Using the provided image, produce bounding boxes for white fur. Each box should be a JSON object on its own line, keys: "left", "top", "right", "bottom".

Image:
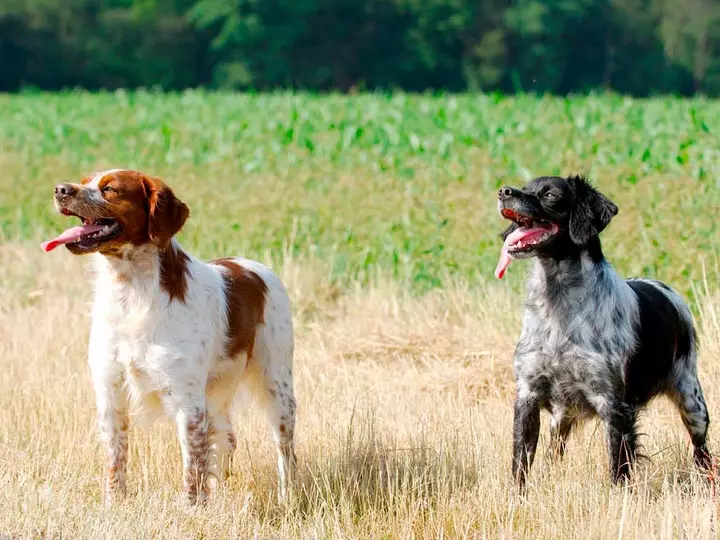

{"left": 87, "top": 168, "right": 124, "bottom": 187}
{"left": 88, "top": 240, "right": 296, "bottom": 502}
{"left": 84, "top": 168, "right": 125, "bottom": 204}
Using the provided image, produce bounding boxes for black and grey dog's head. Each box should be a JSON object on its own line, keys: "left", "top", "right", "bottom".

{"left": 494, "top": 175, "right": 618, "bottom": 278}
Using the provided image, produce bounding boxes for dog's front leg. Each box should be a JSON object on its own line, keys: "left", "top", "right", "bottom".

{"left": 512, "top": 392, "right": 540, "bottom": 490}
{"left": 89, "top": 335, "right": 128, "bottom": 502}
{"left": 604, "top": 403, "right": 638, "bottom": 483}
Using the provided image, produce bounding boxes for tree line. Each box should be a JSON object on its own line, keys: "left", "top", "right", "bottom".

{"left": 1, "top": 0, "right": 719, "bottom": 95}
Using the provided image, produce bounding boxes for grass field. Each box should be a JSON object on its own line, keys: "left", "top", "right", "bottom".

{"left": 0, "top": 91, "right": 719, "bottom": 538}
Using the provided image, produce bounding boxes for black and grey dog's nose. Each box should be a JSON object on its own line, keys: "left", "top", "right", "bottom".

{"left": 55, "top": 183, "right": 77, "bottom": 198}
{"left": 498, "top": 186, "right": 517, "bottom": 200}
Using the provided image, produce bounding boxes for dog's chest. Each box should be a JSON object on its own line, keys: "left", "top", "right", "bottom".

{"left": 108, "top": 304, "right": 169, "bottom": 379}
{"left": 515, "top": 311, "right": 623, "bottom": 411}
{"left": 519, "top": 340, "right": 609, "bottom": 382}
{"left": 95, "top": 280, "right": 216, "bottom": 370}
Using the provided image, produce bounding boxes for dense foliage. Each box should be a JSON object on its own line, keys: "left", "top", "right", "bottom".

{"left": 2, "top": 0, "right": 720, "bottom": 95}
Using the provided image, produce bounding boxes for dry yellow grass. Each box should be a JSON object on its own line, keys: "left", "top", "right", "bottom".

{"left": 1, "top": 242, "right": 719, "bottom": 539}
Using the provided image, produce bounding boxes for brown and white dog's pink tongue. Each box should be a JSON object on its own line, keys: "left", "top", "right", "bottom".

{"left": 494, "top": 225, "right": 555, "bottom": 279}
{"left": 41, "top": 224, "right": 105, "bottom": 252}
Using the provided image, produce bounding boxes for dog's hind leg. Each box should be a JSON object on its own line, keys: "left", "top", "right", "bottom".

{"left": 243, "top": 339, "right": 297, "bottom": 501}
{"left": 669, "top": 363, "right": 712, "bottom": 471}
{"left": 237, "top": 266, "right": 297, "bottom": 501}
{"left": 261, "top": 378, "right": 297, "bottom": 501}
{"left": 207, "top": 408, "right": 237, "bottom": 488}
{"left": 206, "top": 379, "right": 240, "bottom": 489}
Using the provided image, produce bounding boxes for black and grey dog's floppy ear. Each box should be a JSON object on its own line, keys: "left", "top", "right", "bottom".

{"left": 568, "top": 175, "right": 618, "bottom": 245}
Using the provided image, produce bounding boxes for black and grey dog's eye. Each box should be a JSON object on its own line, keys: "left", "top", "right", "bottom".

{"left": 543, "top": 191, "right": 557, "bottom": 200}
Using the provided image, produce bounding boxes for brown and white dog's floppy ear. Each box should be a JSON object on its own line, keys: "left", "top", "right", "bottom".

{"left": 143, "top": 175, "right": 190, "bottom": 247}
{"left": 568, "top": 175, "right": 618, "bottom": 246}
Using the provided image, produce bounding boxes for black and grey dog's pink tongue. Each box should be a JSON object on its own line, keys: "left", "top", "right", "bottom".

{"left": 495, "top": 246, "right": 511, "bottom": 279}
{"left": 495, "top": 225, "right": 528, "bottom": 279}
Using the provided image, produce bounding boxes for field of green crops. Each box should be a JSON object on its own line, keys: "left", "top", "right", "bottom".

{"left": 1, "top": 91, "right": 718, "bottom": 295}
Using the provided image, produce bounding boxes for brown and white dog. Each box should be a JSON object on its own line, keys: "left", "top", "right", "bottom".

{"left": 42, "top": 169, "right": 297, "bottom": 504}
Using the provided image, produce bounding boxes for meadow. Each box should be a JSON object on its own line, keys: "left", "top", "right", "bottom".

{"left": 0, "top": 91, "right": 719, "bottom": 538}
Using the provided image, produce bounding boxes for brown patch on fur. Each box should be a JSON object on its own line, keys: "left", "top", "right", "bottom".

{"left": 143, "top": 176, "right": 190, "bottom": 248}
{"left": 94, "top": 171, "right": 153, "bottom": 251}
{"left": 211, "top": 259, "right": 268, "bottom": 359}
{"left": 159, "top": 243, "right": 190, "bottom": 303}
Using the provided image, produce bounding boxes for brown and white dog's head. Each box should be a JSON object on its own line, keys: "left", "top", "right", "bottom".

{"left": 42, "top": 169, "right": 189, "bottom": 256}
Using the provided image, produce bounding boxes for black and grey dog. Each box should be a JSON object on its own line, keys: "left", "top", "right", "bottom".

{"left": 495, "top": 174, "right": 712, "bottom": 488}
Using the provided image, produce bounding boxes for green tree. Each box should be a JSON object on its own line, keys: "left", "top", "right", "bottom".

{"left": 1, "top": 0, "right": 719, "bottom": 95}
{"left": 657, "top": 0, "right": 720, "bottom": 94}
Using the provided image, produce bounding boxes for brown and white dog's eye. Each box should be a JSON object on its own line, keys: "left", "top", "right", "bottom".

{"left": 101, "top": 185, "right": 116, "bottom": 194}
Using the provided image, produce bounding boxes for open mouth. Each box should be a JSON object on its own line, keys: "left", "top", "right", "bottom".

{"left": 495, "top": 208, "right": 559, "bottom": 279}
{"left": 500, "top": 208, "right": 558, "bottom": 254}
{"left": 42, "top": 211, "right": 122, "bottom": 253}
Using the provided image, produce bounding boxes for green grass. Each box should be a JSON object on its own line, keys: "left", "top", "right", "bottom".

{"left": 1, "top": 91, "right": 718, "bottom": 295}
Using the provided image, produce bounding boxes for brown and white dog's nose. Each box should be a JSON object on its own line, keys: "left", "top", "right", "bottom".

{"left": 498, "top": 186, "right": 518, "bottom": 201}
{"left": 55, "top": 183, "right": 77, "bottom": 199}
